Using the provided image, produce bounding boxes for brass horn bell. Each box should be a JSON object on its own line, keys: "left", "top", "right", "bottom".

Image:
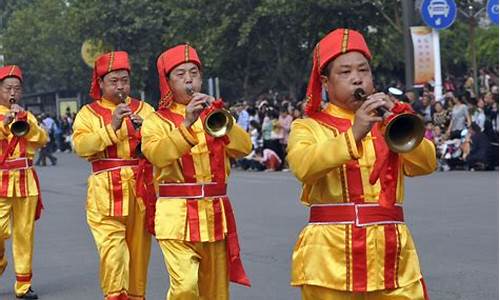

{"left": 11, "top": 119, "right": 30, "bottom": 137}
{"left": 203, "top": 109, "right": 234, "bottom": 138}
{"left": 354, "top": 88, "right": 425, "bottom": 153}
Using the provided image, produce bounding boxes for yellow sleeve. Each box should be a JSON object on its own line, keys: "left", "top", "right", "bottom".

{"left": 400, "top": 138, "right": 437, "bottom": 177}
{"left": 141, "top": 112, "right": 198, "bottom": 169}
{"left": 116, "top": 101, "right": 156, "bottom": 141}
{"left": 72, "top": 106, "right": 119, "bottom": 158}
{"left": 287, "top": 118, "right": 360, "bottom": 184}
{"left": 225, "top": 122, "right": 252, "bottom": 159}
{"left": 23, "top": 112, "right": 49, "bottom": 147}
{"left": 0, "top": 120, "right": 10, "bottom": 140}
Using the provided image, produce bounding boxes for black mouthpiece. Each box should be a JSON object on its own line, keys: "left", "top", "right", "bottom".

{"left": 354, "top": 88, "right": 367, "bottom": 101}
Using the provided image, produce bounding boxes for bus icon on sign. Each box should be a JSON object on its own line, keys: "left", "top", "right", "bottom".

{"left": 428, "top": 0, "right": 450, "bottom": 18}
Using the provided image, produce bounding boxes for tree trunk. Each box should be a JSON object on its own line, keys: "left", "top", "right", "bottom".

{"left": 469, "top": 17, "right": 479, "bottom": 97}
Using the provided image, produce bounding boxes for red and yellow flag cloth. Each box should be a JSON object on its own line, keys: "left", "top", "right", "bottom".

{"left": 156, "top": 44, "right": 201, "bottom": 110}
{"left": 89, "top": 51, "right": 131, "bottom": 100}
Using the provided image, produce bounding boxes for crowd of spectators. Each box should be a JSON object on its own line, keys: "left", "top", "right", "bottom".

{"left": 34, "top": 110, "right": 75, "bottom": 166}
{"left": 231, "top": 67, "right": 499, "bottom": 172}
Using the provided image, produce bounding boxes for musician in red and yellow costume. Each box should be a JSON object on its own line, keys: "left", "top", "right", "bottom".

{"left": 287, "top": 28, "right": 436, "bottom": 300}
{"left": 141, "top": 44, "right": 251, "bottom": 300}
{"left": 72, "top": 51, "right": 154, "bottom": 300}
{"left": 0, "top": 65, "right": 47, "bottom": 299}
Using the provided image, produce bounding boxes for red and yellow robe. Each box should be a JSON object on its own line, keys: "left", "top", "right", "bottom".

{"left": 0, "top": 105, "right": 47, "bottom": 201}
{"left": 141, "top": 101, "right": 252, "bottom": 241}
{"left": 72, "top": 97, "right": 154, "bottom": 216}
{"left": 287, "top": 103, "right": 436, "bottom": 292}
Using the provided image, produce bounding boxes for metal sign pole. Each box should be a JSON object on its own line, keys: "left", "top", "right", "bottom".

{"left": 432, "top": 29, "right": 443, "bottom": 101}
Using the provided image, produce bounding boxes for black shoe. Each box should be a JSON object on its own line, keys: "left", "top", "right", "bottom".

{"left": 51, "top": 157, "right": 57, "bottom": 166}
{"left": 16, "top": 287, "right": 38, "bottom": 299}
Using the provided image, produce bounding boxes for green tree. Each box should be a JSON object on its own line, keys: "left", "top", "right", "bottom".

{"left": 2, "top": 0, "right": 86, "bottom": 92}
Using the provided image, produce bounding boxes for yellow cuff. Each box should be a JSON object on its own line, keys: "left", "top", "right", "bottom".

{"left": 105, "top": 124, "right": 120, "bottom": 144}
{"left": 344, "top": 128, "right": 361, "bottom": 160}
{"left": 179, "top": 123, "right": 198, "bottom": 146}
{"left": 116, "top": 126, "right": 129, "bottom": 141}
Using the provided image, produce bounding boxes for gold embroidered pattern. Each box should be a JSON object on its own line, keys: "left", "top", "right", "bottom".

{"left": 107, "top": 52, "right": 115, "bottom": 73}
{"left": 315, "top": 42, "right": 320, "bottom": 70}
{"left": 184, "top": 44, "right": 190, "bottom": 62}
{"left": 8, "top": 66, "right": 15, "bottom": 76}
{"left": 341, "top": 29, "right": 350, "bottom": 53}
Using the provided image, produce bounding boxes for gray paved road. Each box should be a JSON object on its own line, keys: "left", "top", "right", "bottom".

{"left": 0, "top": 153, "right": 497, "bottom": 299}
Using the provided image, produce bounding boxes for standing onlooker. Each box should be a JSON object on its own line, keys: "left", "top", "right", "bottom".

{"left": 249, "top": 120, "right": 262, "bottom": 150}
{"left": 236, "top": 102, "right": 250, "bottom": 131}
{"left": 247, "top": 106, "right": 259, "bottom": 124}
{"left": 269, "top": 109, "right": 284, "bottom": 163}
{"left": 278, "top": 106, "right": 293, "bottom": 150}
{"left": 479, "top": 68, "right": 491, "bottom": 95}
{"left": 35, "top": 116, "right": 57, "bottom": 166}
{"left": 447, "top": 94, "right": 471, "bottom": 139}
{"left": 261, "top": 108, "right": 273, "bottom": 150}
{"left": 412, "top": 94, "right": 433, "bottom": 122}
{"left": 464, "top": 72, "right": 476, "bottom": 102}
{"left": 483, "top": 92, "right": 498, "bottom": 132}
{"left": 471, "top": 98, "right": 486, "bottom": 131}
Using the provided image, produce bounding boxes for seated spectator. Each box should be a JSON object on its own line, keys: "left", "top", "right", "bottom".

{"left": 238, "top": 149, "right": 266, "bottom": 171}
{"left": 462, "top": 123, "right": 490, "bottom": 171}
{"left": 432, "top": 101, "right": 450, "bottom": 131}
{"left": 260, "top": 148, "right": 282, "bottom": 171}
{"left": 424, "top": 121, "right": 434, "bottom": 141}
{"left": 237, "top": 147, "right": 282, "bottom": 172}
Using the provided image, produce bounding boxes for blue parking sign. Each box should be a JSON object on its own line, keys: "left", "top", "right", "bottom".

{"left": 421, "top": 0, "right": 457, "bottom": 29}
{"left": 488, "top": 0, "right": 499, "bottom": 25}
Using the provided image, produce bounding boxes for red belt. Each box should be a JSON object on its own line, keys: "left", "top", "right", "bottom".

{"left": 309, "top": 203, "right": 404, "bottom": 227}
{"left": 0, "top": 158, "right": 33, "bottom": 170}
{"left": 158, "top": 183, "right": 227, "bottom": 198}
{"left": 91, "top": 159, "right": 139, "bottom": 174}
{"left": 156, "top": 182, "right": 250, "bottom": 286}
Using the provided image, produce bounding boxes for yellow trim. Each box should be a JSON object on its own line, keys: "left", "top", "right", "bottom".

{"left": 179, "top": 123, "right": 198, "bottom": 146}
{"left": 344, "top": 128, "right": 360, "bottom": 160}
{"left": 345, "top": 224, "right": 351, "bottom": 290}
{"left": 341, "top": 29, "right": 350, "bottom": 53}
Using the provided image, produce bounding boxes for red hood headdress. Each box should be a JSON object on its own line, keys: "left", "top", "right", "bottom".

{"left": 89, "top": 51, "right": 131, "bottom": 100}
{"left": 0, "top": 65, "right": 23, "bottom": 82}
{"left": 156, "top": 44, "right": 201, "bottom": 110}
{"left": 304, "top": 28, "right": 372, "bottom": 116}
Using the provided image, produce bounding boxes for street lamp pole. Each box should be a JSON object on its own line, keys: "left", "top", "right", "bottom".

{"left": 402, "top": 0, "right": 415, "bottom": 91}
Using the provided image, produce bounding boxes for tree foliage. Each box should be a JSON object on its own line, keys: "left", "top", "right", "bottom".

{"left": 1, "top": 0, "right": 497, "bottom": 103}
